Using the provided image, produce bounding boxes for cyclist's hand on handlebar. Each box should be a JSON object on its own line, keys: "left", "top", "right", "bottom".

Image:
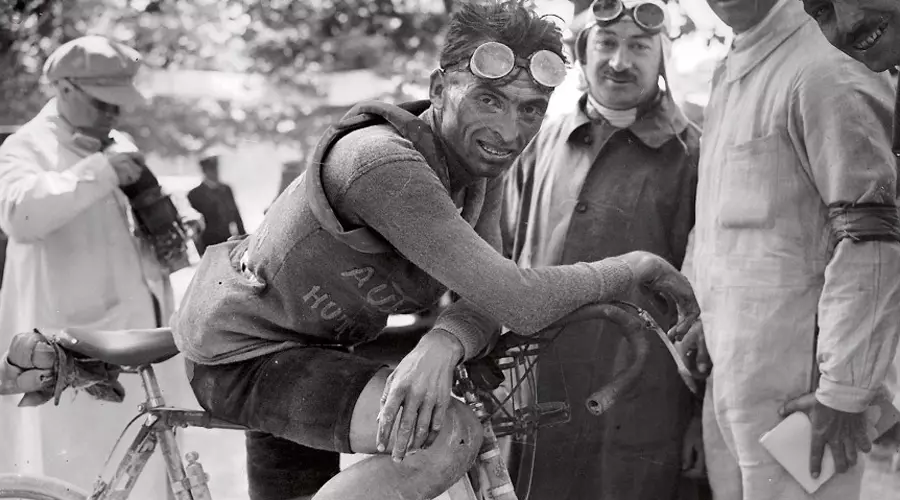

{"left": 376, "top": 329, "right": 463, "bottom": 462}
{"left": 618, "top": 251, "right": 701, "bottom": 341}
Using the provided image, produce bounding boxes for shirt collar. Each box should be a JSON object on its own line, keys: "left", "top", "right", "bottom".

{"left": 42, "top": 99, "right": 75, "bottom": 136}
{"left": 724, "top": 0, "right": 809, "bottom": 83}
{"left": 560, "top": 91, "right": 690, "bottom": 150}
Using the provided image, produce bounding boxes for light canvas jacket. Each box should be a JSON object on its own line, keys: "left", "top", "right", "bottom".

{"left": 0, "top": 100, "right": 181, "bottom": 497}
{"left": 688, "top": 0, "right": 900, "bottom": 497}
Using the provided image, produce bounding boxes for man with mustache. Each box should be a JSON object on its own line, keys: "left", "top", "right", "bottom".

{"left": 799, "top": 0, "right": 900, "bottom": 468}
{"left": 688, "top": 0, "right": 900, "bottom": 498}
{"left": 170, "top": 2, "right": 703, "bottom": 499}
{"left": 800, "top": 0, "right": 900, "bottom": 73}
{"left": 502, "top": 0, "right": 704, "bottom": 498}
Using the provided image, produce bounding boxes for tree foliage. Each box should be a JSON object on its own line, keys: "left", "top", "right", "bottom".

{"left": 0, "top": 0, "right": 709, "bottom": 157}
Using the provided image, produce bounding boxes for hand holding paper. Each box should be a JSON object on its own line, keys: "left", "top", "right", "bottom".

{"left": 762, "top": 391, "right": 900, "bottom": 493}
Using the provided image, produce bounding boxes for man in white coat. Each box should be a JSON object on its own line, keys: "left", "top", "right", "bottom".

{"left": 686, "top": 0, "right": 900, "bottom": 498}
{"left": 0, "top": 36, "right": 191, "bottom": 498}
{"left": 798, "top": 0, "right": 900, "bottom": 469}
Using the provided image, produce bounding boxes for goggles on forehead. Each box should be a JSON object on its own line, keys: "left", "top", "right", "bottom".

{"left": 591, "top": 0, "right": 666, "bottom": 34}
{"left": 443, "top": 41, "right": 568, "bottom": 89}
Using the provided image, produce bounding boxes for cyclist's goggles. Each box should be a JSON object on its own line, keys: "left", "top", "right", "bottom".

{"left": 591, "top": 0, "right": 666, "bottom": 34}
{"left": 445, "top": 41, "right": 567, "bottom": 89}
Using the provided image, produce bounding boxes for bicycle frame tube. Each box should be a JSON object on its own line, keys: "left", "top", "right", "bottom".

{"left": 90, "top": 365, "right": 241, "bottom": 500}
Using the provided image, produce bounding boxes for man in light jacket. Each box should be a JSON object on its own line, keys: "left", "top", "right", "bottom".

{"left": 0, "top": 36, "right": 190, "bottom": 498}
{"left": 686, "top": 0, "right": 900, "bottom": 498}
{"left": 798, "top": 0, "right": 900, "bottom": 468}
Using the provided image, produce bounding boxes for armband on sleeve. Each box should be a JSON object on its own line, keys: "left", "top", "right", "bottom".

{"left": 826, "top": 202, "right": 900, "bottom": 247}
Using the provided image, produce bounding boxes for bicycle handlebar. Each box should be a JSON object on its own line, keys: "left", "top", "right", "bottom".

{"left": 539, "top": 301, "right": 651, "bottom": 416}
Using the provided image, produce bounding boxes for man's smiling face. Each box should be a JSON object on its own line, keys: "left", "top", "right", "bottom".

{"left": 430, "top": 66, "right": 551, "bottom": 179}
{"left": 802, "top": 0, "right": 900, "bottom": 71}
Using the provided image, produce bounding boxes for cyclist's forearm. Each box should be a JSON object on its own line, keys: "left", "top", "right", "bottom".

{"left": 346, "top": 161, "right": 635, "bottom": 337}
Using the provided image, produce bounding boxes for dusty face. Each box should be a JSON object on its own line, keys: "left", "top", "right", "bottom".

{"left": 430, "top": 68, "right": 551, "bottom": 179}
{"left": 706, "top": 0, "right": 781, "bottom": 33}
{"left": 582, "top": 21, "right": 663, "bottom": 110}
{"left": 55, "top": 80, "right": 121, "bottom": 138}
{"left": 802, "top": 0, "right": 900, "bottom": 72}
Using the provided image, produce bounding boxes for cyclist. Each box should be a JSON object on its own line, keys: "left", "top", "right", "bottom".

{"left": 173, "top": 2, "right": 703, "bottom": 499}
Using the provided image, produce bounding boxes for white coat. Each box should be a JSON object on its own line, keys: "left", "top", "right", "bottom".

{"left": 0, "top": 100, "right": 191, "bottom": 499}
{"left": 688, "top": 1, "right": 900, "bottom": 498}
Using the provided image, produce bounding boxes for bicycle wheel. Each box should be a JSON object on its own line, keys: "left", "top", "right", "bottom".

{"left": 0, "top": 474, "right": 87, "bottom": 500}
{"left": 478, "top": 302, "right": 654, "bottom": 499}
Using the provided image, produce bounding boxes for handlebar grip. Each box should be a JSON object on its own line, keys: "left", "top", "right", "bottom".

{"left": 545, "top": 303, "right": 651, "bottom": 416}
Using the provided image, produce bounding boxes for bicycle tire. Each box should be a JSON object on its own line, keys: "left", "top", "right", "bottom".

{"left": 0, "top": 474, "right": 87, "bottom": 500}
{"left": 496, "top": 302, "right": 653, "bottom": 499}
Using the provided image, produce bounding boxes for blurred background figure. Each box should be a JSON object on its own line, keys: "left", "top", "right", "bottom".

{"left": 187, "top": 149, "right": 246, "bottom": 255}
{"left": 0, "top": 35, "right": 193, "bottom": 499}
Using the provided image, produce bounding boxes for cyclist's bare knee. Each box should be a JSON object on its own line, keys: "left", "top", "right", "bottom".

{"left": 349, "top": 369, "right": 482, "bottom": 467}
{"left": 428, "top": 398, "right": 482, "bottom": 471}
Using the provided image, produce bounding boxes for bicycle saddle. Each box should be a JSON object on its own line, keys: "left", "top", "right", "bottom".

{"left": 54, "top": 327, "right": 179, "bottom": 366}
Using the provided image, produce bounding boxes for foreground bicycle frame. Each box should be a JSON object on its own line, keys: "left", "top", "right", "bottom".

{"left": 0, "top": 301, "right": 670, "bottom": 500}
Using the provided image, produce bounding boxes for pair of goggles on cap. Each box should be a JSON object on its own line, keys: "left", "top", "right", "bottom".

{"left": 591, "top": 0, "right": 666, "bottom": 34}
{"left": 444, "top": 41, "right": 568, "bottom": 89}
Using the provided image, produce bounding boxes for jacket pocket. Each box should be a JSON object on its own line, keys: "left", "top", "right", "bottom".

{"left": 716, "top": 133, "right": 783, "bottom": 230}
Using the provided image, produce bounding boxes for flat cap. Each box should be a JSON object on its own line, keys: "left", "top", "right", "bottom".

{"left": 43, "top": 35, "right": 146, "bottom": 107}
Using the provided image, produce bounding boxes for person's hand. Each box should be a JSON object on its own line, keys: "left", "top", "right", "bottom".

{"left": 676, "top": 323, "right": 711, "bottom": 379}
{"left": 104, "top": 142, "right": 145, "bottom": 186}
{"left": 182, "top": 213, "right": 206, "bottom": 236}
{"left": 681, "top": 415, "right": 706, "bottom": 479}
{"left": 779, "top": 393, "right": 872, "bottom": 477}
{"left": 618, "top": 250, "right": 701, "bottom": 341}
{"left": 0, "top": 331, "right": 57, "bottom": 407}
{"left": 376, "top": 329, "right": 463, "bottom": 462}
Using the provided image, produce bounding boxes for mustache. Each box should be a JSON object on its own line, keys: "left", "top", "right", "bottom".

{"left": 601, "top": 69, "right": 637, "bottom": 82}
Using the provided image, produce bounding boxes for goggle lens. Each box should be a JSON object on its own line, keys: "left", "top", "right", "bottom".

{"left": 592, "top": 0, "right": 624, "bottom": 22}
{"left": 469, "top": 41, "right": 566, "bottom": 88}
{"left": 470, "top": 41, "right": 516, "bottom": 80}
{"left": 633, "top": 3, "right": 666, "bottom": 31}
{"left": 530, "top": 50, "right": 568, "bottom": 88}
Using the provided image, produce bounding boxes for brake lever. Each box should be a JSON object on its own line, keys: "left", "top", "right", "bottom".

{"left": 611, "top": 301, "right": 699, "bottom": 395}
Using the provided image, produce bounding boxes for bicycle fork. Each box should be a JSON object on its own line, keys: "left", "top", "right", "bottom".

{"left": 89, "top": 366, "right": 213, "bottom": 500}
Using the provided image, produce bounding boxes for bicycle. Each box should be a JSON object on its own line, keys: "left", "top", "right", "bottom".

{"left": 0, "top": 300, "right": 687, "bottom": 500}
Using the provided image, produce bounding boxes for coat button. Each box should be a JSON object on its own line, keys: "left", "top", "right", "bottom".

{"left": 575, "top": 202, "right": 588, "bottom": 213}
{"left": 583, "top": 135, "right": 593, "bottom": 145}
